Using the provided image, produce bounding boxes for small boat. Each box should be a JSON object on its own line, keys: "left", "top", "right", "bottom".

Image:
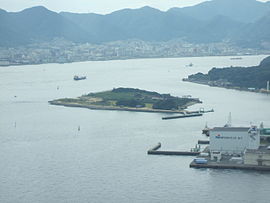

{"left": 73, "top": 75, "right": 86, "bottom": 81}
{"left": 194, "top": 158, "right": 208, "bottom": 164}
{"left": 186, "top": 63, "right": 193, "bottom": 67}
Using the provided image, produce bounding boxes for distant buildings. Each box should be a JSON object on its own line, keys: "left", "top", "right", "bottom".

{"left": 1, "top": 39, "right": 269, "bottom": 66}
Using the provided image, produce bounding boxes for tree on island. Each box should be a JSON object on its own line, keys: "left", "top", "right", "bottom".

{"left": 153, "top": 99, "right": 178, "bottom": 110}
{"left": 116, "top": 99, "right": 146, "bottom": 108}
{"left": 186, "top": 56, "right": 270, "bottom": 89}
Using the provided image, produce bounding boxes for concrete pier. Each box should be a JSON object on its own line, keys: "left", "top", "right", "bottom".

{"left": 189, "top": 109, "right": 214, "bottom": 114}
{"left": 198, "top": 140, "right": 210, "bottom": 144}
{"left": 149, "top": 142, "right": 162, "bottom": 151}
{"left": 162, "top": 113, "right": 202, "bottom": 120}
{"left": 190, "top": 160, "right": 270, "bottom": 171}
{"left": 147, "top": 143, "right": 200, "bottom": 156}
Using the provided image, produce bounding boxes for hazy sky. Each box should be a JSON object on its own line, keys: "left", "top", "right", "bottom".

{"left": 0, "top": 0, "right": 269, "bottom": 14}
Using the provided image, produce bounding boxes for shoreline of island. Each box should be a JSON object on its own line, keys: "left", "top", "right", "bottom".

{"left": 49, "top": 100, "right": 199, "bottom": 114}
{"left": 48, "top": 88, "right": 205, "bottom": 114}
{"left": 182, "top": 56, "right": 270, "bottom": 95}
{"left": 182, "top": 79, "right": 270, "bottom": 95}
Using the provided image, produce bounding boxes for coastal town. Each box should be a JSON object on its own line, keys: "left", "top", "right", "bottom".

{"left": 1, "top": 39, "right": 269, "bottom": 66}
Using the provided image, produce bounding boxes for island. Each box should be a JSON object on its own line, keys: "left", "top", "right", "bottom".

{"left": 183, "top": 56, "right": 270, "bottom": 93}
{"left": 49, "top": 88, "right": 202, "bottom": 113}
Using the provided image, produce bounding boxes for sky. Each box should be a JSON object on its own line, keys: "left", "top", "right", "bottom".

{"left": 0, "top": 0, "right": 269, "bottom": 14}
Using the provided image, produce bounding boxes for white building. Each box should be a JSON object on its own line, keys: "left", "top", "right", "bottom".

{"left": 209, "top": 126, "right": 260, "bottom": 155}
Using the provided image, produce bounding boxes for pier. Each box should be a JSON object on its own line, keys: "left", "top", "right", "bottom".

{"left": 147, "top": 143, "right": 200, "bottom": 156}
{"left": 188, "top": 109, "right": 214, "bottom": 114}
{"left": 190, "top": 160, "right": 270, "bottom": 171}
{"left": 162, "top": 113, "right": 202, "bottom": 120}
{"left": 162, "top": 108, "right": 214, "bottom": 120}
{"left": 198, "top": 140, "right": 210, "bottom": 144}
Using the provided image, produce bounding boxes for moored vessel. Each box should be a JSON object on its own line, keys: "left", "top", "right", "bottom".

{"left": 73, "top": 75, "right": 86, "bottom": 81}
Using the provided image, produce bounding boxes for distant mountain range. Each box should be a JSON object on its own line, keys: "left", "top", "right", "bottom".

{"left": 1, "top": 0, "right": 270, "bottom": 47}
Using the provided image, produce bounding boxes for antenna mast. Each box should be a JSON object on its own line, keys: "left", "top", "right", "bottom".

{"left": 224, "top": 112, "right": 232, "bottom": 127}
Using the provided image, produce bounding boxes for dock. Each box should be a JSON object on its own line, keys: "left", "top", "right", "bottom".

{"left": 198, "top": 140, "right": 210, "bottom": 144}
{"left": 190, "top": 160, "right": 270, "bottom": 171}
{"left": 162, "top": 113, "right": 202, "bottom": 120}
{"left": 188, "top": 108, "right": 214, "bottom": 114}
{"left": 147, "top": 143, "right": 200, "bottom": 156}
{"left": 161, "top": 108, "right": 214, "bottom": 120}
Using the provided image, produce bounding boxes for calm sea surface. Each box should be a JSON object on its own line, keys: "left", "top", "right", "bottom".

{"left": 1, "top": 55, "right": 270, "bottom": 203}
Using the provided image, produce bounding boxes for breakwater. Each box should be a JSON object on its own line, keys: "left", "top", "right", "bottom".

{"left": 147, "top": 143, "right": 200, "bottom": 156}
{"left": 190, "top": 160, "right": 270, "bottom": 171}
{"left": 162, "top": 113, "right": 202, "bottom": 120}
{"left": 198, "top": 140, "right": 210, "bottom": 144}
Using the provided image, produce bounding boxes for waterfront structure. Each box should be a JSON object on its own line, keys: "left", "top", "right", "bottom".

{"left": 260, "top": 81, "right": 270, "bottom": 94}
{"left": 244, "top": 146, "right": 270, "bottom": 166}
{"left": 190, "top": 125, "right": 270, "bottom": 171}
{"left": 209, "top": 126, "right": 260, "bottom": 155}
{"left": 260, "top": 128, "right": 270, "bottom": 142}
{"left": 210, "top": 151, "right": 222, "bottom": 162}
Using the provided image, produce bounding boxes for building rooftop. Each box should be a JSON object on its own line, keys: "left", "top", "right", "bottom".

{"left": 260, "top": 128, "right": 270, "bottom": 135}
{"left": 211, "top": 127, "right": 250, "bottom": 132}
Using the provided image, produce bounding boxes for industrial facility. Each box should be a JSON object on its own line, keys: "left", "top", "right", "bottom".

{"left": 190, "top": 123, "right": 270, "bottom": 170}
{"left": 209, "top": 126, "right": 260, "bottom": 155}
{"left": 148, "top": 113, "right": 270, "bottom": 170}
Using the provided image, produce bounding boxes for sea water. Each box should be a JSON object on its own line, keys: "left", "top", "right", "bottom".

{"left": 0, "top": 55, "right": 270, "bottom": 203}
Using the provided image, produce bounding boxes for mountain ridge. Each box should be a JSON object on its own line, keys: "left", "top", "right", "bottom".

{"left": 1, "top": 0, "right": 270, "bottom": 47}
{"left": 169, "top": 0, "right": 270, "bottom": 23}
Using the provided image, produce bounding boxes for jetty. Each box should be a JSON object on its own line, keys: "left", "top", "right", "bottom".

{"left": 147, "top": 143, "right": 200, "bottom": 156}
{"left": 162, "top": 113, "right": 202, "bottom": 120}
{"left": 190, "top": 159, "right": 270, "bottom": 171}
{"left": 188, "top": 109, "right": 214, "bottom": 114}
{"left": 198, "top": 140, "right": 210, "bottom": 144}
{"left": 162, "top": 108, "right": 214, "bottom": 120}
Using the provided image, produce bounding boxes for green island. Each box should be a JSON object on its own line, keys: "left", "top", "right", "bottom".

{"left": 49, "top": 88, "right": 202, "bottom": 113}
{"left": 183, "top": 56, "right": 270, "bottom": 93}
